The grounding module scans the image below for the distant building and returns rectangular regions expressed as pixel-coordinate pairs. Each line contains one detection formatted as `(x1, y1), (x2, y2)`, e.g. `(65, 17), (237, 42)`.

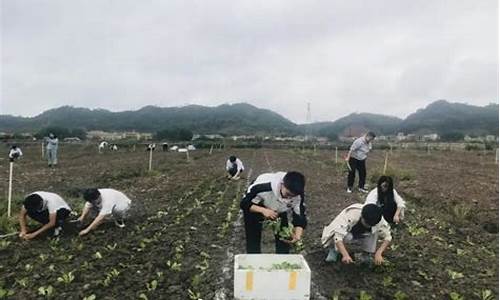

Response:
(63, 137), (81, 142)
(87, 130), (152, 141)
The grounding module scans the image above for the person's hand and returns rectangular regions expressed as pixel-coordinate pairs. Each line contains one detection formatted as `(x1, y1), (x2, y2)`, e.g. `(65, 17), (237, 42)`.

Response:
(79, 229), (89, 236)
(374, 253), (384, 265)
(262, 209), (278, 220)
(22, 233), (35, 241)
(344, 156), (349, 161)
(281, 232), (301, 244)
(341, 254), (353, 264)
(393, 215), (400, 224)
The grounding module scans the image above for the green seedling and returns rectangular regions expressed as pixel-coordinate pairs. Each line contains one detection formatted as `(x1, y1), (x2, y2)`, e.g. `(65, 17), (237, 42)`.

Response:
(407, 224), (428, 236)
(359, 291), (373, 300)
(393, 291), (408, 300)
(15, 278), (29, 288)
(166, 260), (182, 271)
(83, 295), (96, 300)
(39, 253), (48, 262)
(0, 286), (14, 298)
(0, 240), (11, 251)
(474, 289), (494, 300)
(48, 264), (56, 272)
(25, 264), (33, 272)
(38, 285), (54, 297)
(57, 271), (75, 285)
(106, 243), (117, 251)
(146, 279), (158, 292)
(382, 276), (394, 287)
(447, 270), (464, 280)
(139, 293), (148, 300)
(449, 292), (464, 300)
(94, 251), (103, 259)
(187, 289), (202, 300)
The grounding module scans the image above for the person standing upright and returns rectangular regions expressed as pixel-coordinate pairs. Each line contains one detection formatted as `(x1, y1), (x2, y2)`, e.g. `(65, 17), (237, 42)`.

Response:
(345, 131), (376, 193)
(46, 133), (59, 167)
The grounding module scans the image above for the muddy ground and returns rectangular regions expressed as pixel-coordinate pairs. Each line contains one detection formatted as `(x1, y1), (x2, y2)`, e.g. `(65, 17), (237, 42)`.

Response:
(0, 144), (498, 299)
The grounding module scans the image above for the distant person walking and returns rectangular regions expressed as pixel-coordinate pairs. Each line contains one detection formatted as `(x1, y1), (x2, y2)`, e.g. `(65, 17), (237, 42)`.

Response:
(46, 133), (59, 167)
(345, 132), (376, 193)
(8, 145), (23, 162)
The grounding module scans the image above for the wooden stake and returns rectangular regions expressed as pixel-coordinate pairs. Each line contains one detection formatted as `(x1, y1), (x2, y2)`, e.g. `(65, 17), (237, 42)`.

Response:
(8, 162), (13, 217)
(335, 147), (338, 163)
(209, 145), (213, 155)
(186, 150), (190, 161)
(390, 144), (393, 154)
(495, 148), (498, 165)
(133, 144), (136, 152)
(383, 151), (389, 175)
(313, 144), (316, 153)
(41, 142), (45, 159)
(427, 144), (430, 155)
(148, 149), (153, 171)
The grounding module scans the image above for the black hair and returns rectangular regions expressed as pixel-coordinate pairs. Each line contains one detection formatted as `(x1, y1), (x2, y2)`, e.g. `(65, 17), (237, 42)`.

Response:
(83, 188), (101, 203)
(24, 194), (43, 211)
(361, 204), (382, 226)
(229, 156), (237, 162)
(283, 171), (305, 196)
(11, 145), (18, 149)
(366, 131), (376, 138)
(377, 176), (394, 205)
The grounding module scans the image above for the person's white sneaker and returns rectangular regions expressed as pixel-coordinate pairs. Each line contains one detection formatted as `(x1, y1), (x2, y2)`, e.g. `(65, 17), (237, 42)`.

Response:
(358, 188), (369, 193)
(53, 226), (62, 237)
(114, 219), (126, 228)
(347, 188), (353, 193)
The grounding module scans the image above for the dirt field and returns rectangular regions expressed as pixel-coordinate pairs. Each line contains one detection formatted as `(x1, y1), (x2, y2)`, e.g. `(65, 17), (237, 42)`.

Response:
(0, 144), (498, 299)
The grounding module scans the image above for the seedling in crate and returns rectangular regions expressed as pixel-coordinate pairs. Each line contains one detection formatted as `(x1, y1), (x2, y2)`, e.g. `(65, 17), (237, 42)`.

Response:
(263, 218), (305, 253)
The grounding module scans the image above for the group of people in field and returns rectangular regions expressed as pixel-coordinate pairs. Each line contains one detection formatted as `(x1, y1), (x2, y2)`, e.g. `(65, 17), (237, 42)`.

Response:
(228, 131), (405, 265)
(13, 131), (405, 266)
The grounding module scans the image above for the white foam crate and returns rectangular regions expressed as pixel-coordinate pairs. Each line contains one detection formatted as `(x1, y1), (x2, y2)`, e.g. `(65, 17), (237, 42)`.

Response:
(234, 254), (311, 300)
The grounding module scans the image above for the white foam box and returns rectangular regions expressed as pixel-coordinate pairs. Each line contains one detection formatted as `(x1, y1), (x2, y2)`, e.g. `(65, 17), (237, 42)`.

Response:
(234, 254), (311, 300)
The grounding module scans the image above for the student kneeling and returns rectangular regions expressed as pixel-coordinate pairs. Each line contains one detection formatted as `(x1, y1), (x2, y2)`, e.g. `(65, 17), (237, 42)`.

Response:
(19, 192), (71, 240)
(321, 203), (391, 265)
(78, 188), (132, 236)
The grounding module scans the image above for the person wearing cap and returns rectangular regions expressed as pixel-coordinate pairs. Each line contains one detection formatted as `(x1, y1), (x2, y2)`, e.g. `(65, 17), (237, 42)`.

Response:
(240, 171), (307, 254)
(77, 188), (132, 236)
(8, 145), (23, 162)
(19, 192), (71, 240)
(46, 133), (59, 167)
(365, 176), (405, 224)
(226, 155), (245, 180)
(345, 131), (376, 193)
(321, 203), (392, 265)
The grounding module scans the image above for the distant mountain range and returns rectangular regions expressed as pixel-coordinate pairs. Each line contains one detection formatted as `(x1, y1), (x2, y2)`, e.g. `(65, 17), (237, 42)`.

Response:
(0, 100), (498, 138)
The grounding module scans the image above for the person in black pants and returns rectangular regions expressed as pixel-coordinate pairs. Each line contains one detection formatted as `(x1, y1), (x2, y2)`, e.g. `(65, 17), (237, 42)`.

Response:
(345, 132), (376, 193)
(240, 171), (307, 254)
(19, 192), (71, 240)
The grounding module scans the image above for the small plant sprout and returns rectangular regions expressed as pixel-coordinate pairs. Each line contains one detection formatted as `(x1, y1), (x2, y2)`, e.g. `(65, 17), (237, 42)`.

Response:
(83, 295), (96, 300)
(474, 289), (494, 300)
(393, 291), (408, 300)
(94, 251), (103, 259)
(449, 292), (464, 300)
(447, 270), (464, 280)
(146, 279), (158, 292)
(166, 260), (182, 271)
(106, 243), (117, 251)
(0, 240), (11, 250)
(57, 271), (75, 285)
(187, 289), (202, 300)
(358, 291), (373, 300)
(38, 285), (54, 297)
(407, 224), (429, 236)
(39, 253), (48, 262)
(24, 264), (33, 272)
(382, 276), (394, 287)
(0, 286), (14, 298)
(139, 293), (148, 300)
(48, 264), (56, 272)
(15, 278), (29, 288)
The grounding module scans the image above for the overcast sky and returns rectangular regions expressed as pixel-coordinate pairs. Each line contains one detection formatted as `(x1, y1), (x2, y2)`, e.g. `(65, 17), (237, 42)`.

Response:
(1, 0), (498, 123)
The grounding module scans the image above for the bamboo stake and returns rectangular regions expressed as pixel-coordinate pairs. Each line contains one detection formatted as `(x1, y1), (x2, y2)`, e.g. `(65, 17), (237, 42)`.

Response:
(383, 151), (389, 175)
(148, 148), (153, 171)
(8, 162), (13, 217)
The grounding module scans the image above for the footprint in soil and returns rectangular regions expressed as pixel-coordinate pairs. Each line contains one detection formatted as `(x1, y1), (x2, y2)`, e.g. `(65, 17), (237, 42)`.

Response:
(482, 222), (498, 234)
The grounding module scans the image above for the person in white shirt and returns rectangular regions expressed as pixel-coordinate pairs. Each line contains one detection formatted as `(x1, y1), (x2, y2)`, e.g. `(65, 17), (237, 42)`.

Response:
(226, 155), (245, 180)
(46, 133), (59, 167)
(240, 171), (307, 254)
(322, 203), (392, 265)
(365, 176), (405, 224)
(19, 192), (71, 240)
(345, 132), (376, 193)
(77, 188), (132, 236)
(8, 145), (23, 162)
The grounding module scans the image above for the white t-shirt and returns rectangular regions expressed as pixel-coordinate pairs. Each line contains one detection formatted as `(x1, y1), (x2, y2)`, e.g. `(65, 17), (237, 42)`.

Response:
(9, 148), (23, 159)
(225, 158), (244, 171)
(85, 188), (132, 216)
(28, 191), (71, 214)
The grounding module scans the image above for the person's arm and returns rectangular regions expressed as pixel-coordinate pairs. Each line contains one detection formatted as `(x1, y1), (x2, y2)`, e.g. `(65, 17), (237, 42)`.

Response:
(249, 205), (277, 220)
(79, 214), (107, 236)
(78, 204), (92, 222)
(335, 240), (353, 264)
(393, 207), (402, 224)
(374, 240), (391, 265)
(19, 207), (28, 237)
(393, 190), (405, 223)
(345, 139), (360, 161)
(23, 213), (57, 240)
